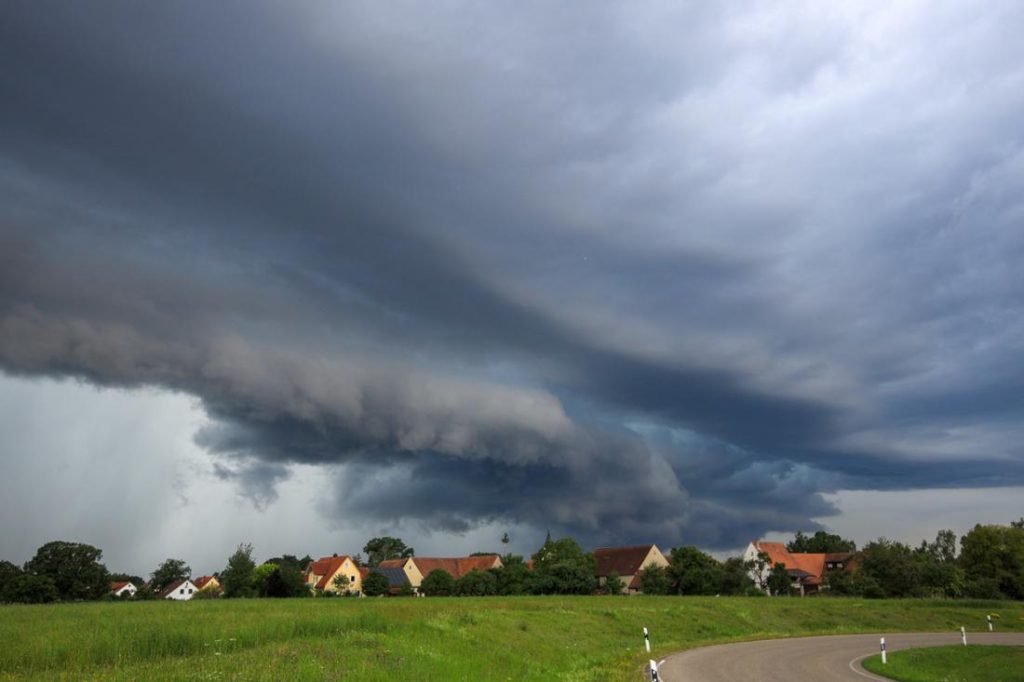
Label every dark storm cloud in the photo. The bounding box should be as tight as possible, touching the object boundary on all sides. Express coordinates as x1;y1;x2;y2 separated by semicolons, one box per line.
3;0;1024;551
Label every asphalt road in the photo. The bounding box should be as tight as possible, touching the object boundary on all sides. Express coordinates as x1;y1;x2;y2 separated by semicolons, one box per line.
656;631;1024;681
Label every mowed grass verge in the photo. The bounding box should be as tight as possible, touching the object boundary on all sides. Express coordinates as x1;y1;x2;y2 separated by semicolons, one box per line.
1;597;1020;681
863;645;1024;681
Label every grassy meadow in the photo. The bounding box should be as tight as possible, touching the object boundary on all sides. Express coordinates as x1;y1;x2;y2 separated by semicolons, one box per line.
863;645;1024;681
1;596;1021;681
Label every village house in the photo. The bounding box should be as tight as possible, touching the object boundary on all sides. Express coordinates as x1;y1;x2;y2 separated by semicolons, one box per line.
376;557;424;594
158;578;199;600
305;555;363;595
110;581;137;598
193;575;220;593
593;545;669;594
744;540;857;596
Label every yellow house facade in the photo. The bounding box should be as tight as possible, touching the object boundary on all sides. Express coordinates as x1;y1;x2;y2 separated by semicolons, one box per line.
305;555;363;595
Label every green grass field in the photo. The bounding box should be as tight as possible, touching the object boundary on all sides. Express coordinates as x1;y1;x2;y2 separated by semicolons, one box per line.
863;645;1024;681
1;597;1020;681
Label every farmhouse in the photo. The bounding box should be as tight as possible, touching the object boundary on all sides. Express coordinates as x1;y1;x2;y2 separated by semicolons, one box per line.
193;575;220;592
110;581;137;597
744;540;857;595
593;544;669;594
410;555;503;583
376;557;424;593
158;578;199;600
305;555;363;595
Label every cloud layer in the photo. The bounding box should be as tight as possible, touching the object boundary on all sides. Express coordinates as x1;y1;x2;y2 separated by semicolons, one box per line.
2;1;1024;553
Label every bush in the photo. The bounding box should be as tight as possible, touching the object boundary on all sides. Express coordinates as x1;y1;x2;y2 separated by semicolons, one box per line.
362;572;390;597
455;569;497;596
420;569;456;596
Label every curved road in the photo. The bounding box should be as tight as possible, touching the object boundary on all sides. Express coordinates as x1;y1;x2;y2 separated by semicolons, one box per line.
657;632;1024;681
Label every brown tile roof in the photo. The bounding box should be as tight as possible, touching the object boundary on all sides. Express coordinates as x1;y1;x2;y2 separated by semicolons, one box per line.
412;555;501;580
306;556;353;590
593;545;658;577
111;581;132;592
157;579;190;598
377;558;410;569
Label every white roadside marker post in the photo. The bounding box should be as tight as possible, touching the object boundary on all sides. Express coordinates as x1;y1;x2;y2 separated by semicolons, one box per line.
961;627;967;646
988;615;993;632
649;659;660;681
644;627;651;653
880;637;887;665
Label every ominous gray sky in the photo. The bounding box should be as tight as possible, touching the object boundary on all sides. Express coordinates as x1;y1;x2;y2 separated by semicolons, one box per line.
2;1;1023;574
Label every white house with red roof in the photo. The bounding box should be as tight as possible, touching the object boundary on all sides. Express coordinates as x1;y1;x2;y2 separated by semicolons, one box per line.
110;581;137;597
593;545;669;594
744;540;856;596
158;578;199;600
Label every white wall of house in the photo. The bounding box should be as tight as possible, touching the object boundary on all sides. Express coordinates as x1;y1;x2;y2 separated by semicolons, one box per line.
165;579;199;601
113;582;137;597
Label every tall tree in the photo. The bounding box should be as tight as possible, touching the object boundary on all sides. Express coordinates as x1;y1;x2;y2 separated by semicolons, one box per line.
960;523;1024;599
530;536;596;595
24;541;110;600
667;546;726;595
221;543;257;598
362;537;414;567
150;558;190;591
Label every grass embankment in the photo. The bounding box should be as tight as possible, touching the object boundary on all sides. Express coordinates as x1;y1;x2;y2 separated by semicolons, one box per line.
863;645;1024;681
0;597;1020;681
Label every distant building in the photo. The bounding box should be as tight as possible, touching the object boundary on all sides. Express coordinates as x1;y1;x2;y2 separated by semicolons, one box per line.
110;581;137;598
744;540;857;596
193;575;221;593
305;555;363;595
158;578;199;601
377;557;425;593
593;545;669;594
409;555;503;584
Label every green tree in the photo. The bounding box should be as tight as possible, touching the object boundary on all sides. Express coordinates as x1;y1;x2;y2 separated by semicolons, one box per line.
492;555;533;595
960;523;1024;599
362;537;414;567
530;537;596;595
787;531;857;554
221;543;257;598
719;557;755;595
639;565;673;595
24;541;110;600
150;558;191;592
252;563;280;597
420;569;456;596
362;572;390;597
767;563;792;596
668;546;726;595
455;569;497;596
859;539;922;598
603;572;625;595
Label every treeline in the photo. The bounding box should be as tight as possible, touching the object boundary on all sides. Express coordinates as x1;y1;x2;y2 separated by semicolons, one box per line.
823;521;1024;600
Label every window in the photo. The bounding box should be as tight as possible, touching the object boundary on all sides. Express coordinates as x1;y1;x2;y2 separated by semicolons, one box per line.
179;589;184;594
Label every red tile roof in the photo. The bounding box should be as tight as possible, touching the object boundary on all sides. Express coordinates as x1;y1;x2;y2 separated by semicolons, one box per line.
593;545;659;577
193;576;217;590
111;581;131;592
411;555;501;580
306;556;354;590
377;558;410;569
